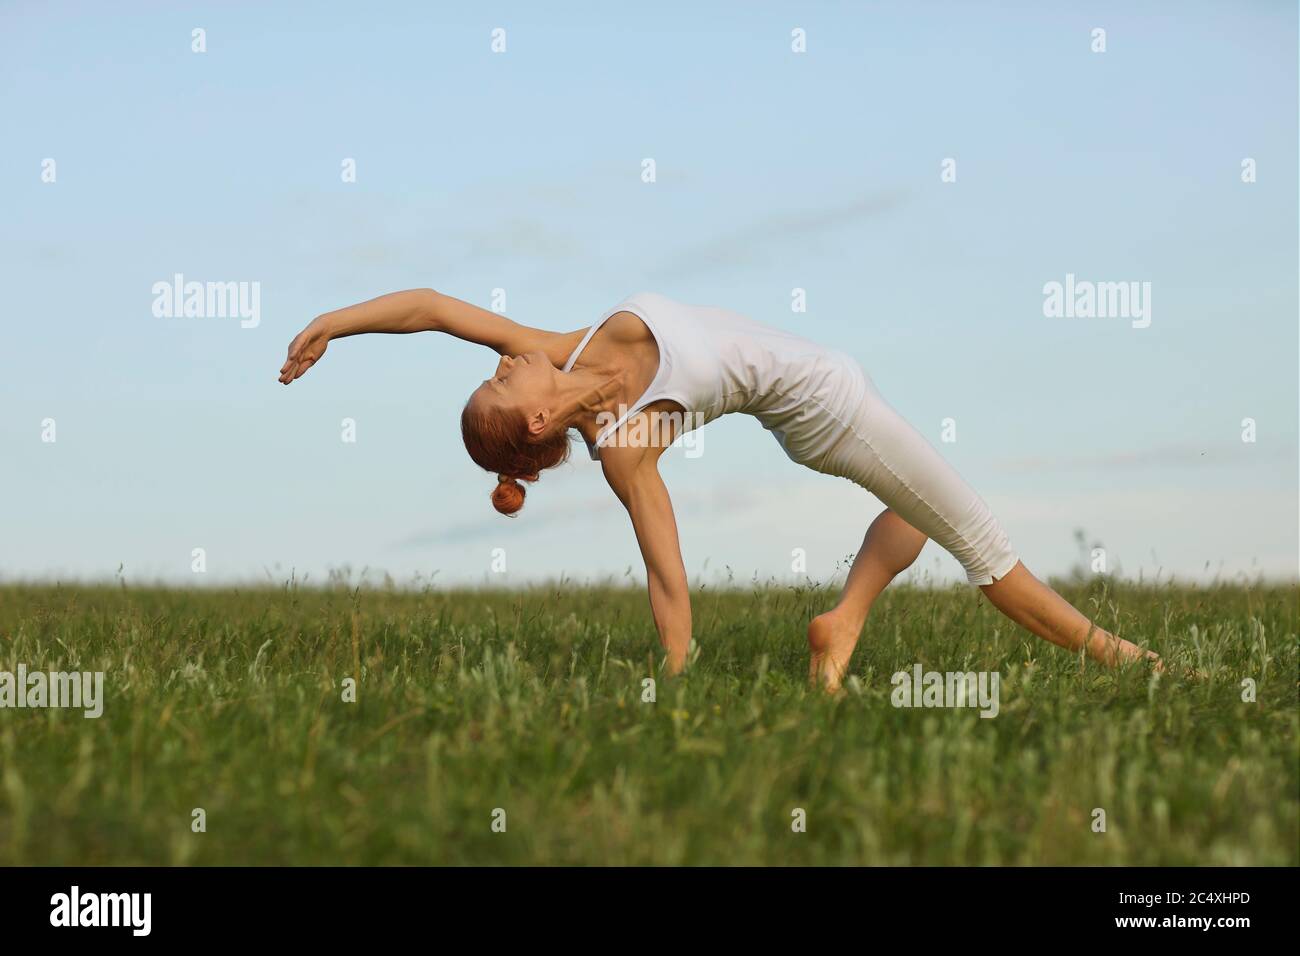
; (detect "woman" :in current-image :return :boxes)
[280,288,1161,690]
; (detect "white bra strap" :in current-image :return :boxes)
[565,297,668,458]
[562,314,613,372]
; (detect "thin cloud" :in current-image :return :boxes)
[651,191,908,280]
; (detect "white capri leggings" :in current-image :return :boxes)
[813,373,1019,586]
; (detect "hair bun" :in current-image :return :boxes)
[491,474,526,515]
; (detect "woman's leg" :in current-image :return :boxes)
[980,562,1160,667]
[809,376,1159,690]
[809,509,927,690]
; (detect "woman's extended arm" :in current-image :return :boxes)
[600,436,693,675]
[279,288,565,384]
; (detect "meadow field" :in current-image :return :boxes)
[0,578,1294,866]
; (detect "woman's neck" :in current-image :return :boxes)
[554,365,630,446]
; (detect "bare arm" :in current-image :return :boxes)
[600,427,692,674]
[279,288,566,384]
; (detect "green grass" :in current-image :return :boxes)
[0,579,1295,865]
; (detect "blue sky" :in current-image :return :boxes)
[2,0,1296,587]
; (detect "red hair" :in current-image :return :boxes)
[461,398,570,516]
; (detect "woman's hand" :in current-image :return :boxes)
[279,316,332,384]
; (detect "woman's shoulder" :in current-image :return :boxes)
[600,307,657,345]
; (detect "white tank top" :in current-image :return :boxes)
[562,292,868,467]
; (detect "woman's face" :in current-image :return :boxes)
[469,351,558,420]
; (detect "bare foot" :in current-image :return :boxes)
[808,610,862,693]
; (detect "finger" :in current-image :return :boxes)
[292,357,315,381]
[280,344,302,374]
